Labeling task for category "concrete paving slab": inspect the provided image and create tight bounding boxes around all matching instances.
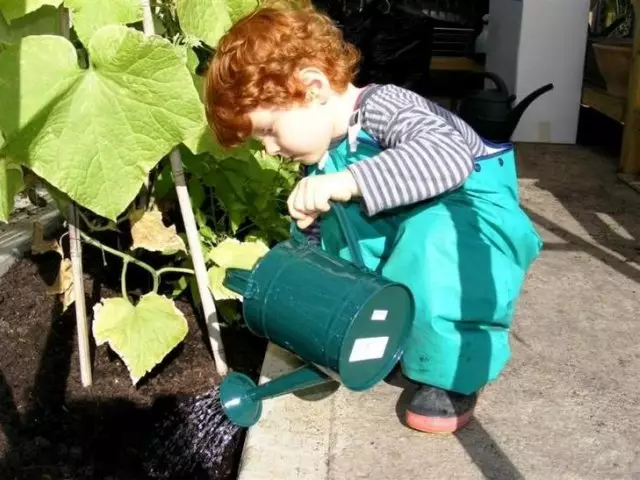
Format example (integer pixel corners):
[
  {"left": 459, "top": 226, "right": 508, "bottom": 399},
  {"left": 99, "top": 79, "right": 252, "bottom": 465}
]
[
  {"left": 237, "top": 344, "right": 332, "bottom": 480},
  {"left": 238, "top": 144, "right": 640, "bottom": 480}
]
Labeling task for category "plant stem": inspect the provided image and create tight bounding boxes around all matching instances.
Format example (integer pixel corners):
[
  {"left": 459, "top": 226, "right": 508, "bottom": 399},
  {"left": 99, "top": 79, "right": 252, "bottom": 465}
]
[
  {"left": 157, "top": 267, "right": 196, "bottom": 277},
  {"left": 78, "top": 230, "right": 157, "bottom": 281},
  {"left": 78, "top": 231, "right": 158, "bottom": 294},
  {"left": 76, "top": 208, "right": 127, "bottom": 232},
  {"left": 79, "top": 229, "right": 195, "bottom": 297},
  {"left": 121, "top": 260, "right": 130, "bottom": 303},
  {"left": 208, "top": 187, "right": 218, "bottom": 234}
]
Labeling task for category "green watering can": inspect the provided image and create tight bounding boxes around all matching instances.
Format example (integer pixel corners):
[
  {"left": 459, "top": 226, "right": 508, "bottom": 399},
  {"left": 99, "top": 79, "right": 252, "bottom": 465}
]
[{"left": 219, "top": 203, "right": 415, "bottom": 427}]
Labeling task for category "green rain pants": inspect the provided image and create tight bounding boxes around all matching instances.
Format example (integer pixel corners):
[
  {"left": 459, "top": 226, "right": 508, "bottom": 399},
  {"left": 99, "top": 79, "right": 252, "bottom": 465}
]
[{"left": 306, "top": 130, "right": 543, "bottom": 395}]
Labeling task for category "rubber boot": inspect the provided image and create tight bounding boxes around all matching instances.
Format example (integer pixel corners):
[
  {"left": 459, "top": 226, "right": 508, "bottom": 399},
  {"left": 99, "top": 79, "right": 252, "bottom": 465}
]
[{"left": 405, "top": 385, "right": 478, "bottom": 434}]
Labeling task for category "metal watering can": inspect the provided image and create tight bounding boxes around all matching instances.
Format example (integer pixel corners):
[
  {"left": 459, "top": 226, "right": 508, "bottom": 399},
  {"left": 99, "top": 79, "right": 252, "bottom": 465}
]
[
  {"left": 218, "top": 203, "right": 415, "bottom": 427},
  {"left": 456, "top": 71, "right": 554, "bottom": 143}
]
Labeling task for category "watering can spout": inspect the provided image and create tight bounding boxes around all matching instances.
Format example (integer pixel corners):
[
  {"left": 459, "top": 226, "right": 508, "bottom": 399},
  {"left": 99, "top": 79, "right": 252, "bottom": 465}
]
[
  {"left": 223, "top": 268, "right": 253, "bottom": 296},
  {"left": 221, "top": 267, "right": 337, "bottom": 427},
  {"left": 506, "top": 83, "right": 554, "bottom": 136},
  {"left": 219, "top": 365, "right": 333, "bottom": 428}
]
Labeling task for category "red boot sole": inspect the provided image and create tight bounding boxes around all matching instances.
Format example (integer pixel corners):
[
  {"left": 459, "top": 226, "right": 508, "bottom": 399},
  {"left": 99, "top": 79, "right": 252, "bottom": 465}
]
[{"left": 405, "top": 409, "right": 474, "bottom": 434}]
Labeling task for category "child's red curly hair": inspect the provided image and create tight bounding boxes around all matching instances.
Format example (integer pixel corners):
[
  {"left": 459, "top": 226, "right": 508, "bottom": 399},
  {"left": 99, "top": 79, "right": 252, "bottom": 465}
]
[{"left": 204, "top": 5, "right": 360, "bottom": 147}]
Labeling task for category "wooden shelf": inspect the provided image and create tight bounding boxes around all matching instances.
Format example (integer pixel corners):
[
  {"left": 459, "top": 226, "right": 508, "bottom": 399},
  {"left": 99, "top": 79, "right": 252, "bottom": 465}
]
[
  {"left": 620, "top": 1, "right": 640, "bottom": 174},
  {"left": 430, "top": 56, "right": 484, "bottom": 72},
  {"left": 581, "top": 85, "right": 627, "bottom": 123}
]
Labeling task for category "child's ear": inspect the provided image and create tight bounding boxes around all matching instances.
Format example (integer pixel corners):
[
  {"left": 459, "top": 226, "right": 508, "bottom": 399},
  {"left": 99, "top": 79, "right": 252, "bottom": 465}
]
[{"left": 298, "top": 67, "right": 331, "bottom": 104}]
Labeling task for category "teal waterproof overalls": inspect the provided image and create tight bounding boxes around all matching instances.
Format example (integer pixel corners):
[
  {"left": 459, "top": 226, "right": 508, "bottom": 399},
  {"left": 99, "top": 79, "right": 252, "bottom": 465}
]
[{"left": 305, "top": 126, "right": 543, "bottom": 395}]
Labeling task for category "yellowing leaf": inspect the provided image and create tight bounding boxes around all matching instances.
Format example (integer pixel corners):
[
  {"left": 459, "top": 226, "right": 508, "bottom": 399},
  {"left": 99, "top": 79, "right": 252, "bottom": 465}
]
[
  {"left": 129, "top": 209, "right": 187, "bottom": 254},
  {"left": 93, "top": 293, "right": 189, "bottom": 384},
  {"left": 31, "top": 221, "right": 63, "bottom": 256},
  {"left": 207, "top": 238, "right": 269, "bottom": 300},
  {"left": 46, "top": 258, "right": 74, "bottom": 311},
  {"left": 208, "top": 237, "right": 269, "bottom": 268},
  {"left": 208, "top": 265, "right": 239, "bottom": 300},
  {"left": 61, "top": 276, "right": 74, "bottom": 311}
]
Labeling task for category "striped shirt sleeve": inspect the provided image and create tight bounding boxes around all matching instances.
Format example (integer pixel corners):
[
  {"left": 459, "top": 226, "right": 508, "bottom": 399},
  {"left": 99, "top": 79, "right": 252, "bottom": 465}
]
[{"left": 348, "top": 84, "right": 484, "bottom": 216}]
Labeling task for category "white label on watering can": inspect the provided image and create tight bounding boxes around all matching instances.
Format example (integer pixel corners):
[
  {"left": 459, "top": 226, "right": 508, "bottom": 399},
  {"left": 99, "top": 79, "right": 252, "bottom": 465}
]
[
  {"left": 371, "top": 310, "right": 388, "bottom": 321},
  {"left": 349, "top": 336, "right": 389, "bottom": 362}
]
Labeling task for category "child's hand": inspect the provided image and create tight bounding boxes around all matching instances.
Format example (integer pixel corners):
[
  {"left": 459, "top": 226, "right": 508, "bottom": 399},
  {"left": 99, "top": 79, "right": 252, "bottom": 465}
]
[{"left": 288, "top": 171, "right": 360, "bottom": 229}]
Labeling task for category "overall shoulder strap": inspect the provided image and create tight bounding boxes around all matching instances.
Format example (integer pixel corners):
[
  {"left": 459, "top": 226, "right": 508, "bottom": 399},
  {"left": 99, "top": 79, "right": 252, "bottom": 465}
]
[
  {"left": 349, "top": 84, "right": 382, "bottom": 127},
  {"left": 348, "top": 84, "right": 383, "bottom": 152}
]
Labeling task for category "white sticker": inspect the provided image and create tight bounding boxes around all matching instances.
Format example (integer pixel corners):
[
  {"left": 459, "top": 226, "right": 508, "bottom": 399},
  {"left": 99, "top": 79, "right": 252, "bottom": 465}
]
[
  {"left": 348, "top": 336, "right": 389, "bottom": 363},
  {"left": 371, "top": 309, "right": 388, "bottom": 321}
]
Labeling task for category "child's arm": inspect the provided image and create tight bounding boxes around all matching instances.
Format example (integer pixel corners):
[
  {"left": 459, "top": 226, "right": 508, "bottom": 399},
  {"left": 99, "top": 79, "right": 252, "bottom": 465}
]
[{"left": 348, "top": 84, "right": 482, "bottom": 216}]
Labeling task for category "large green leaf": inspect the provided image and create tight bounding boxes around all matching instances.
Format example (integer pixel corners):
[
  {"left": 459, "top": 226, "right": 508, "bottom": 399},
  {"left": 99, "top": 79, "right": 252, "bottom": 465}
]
[
  {"left": 180, "top": 46, "right": 229, "bottom": 158},
  {"left": 183, "top": 114, "right": 229, "bottom": 158},
  {"left": 0, "top": 5, "right": 60, "bottom": 45},
  {"left": 176, "top": 0, "right": 230, "bottom": 48},
  {"left": 180, "top": 46, "right": 257, "bottom": 160},
  {"left": 93, "top": 293, "right": 188, "bottom": 384},
  {"left": 0, "top": 0, "right": 61, "bottom": 23},
  {"left": 0, "top": 155, "right": 23, "bottom": 222},
  {"left": 0, "top": 35, "right": 80, "bottom": 138},
  {"left": 0, "top": 27, "right": 205, "bottom": 220},
  {"left": 176, "top": 0, "right": 257, "bottom": 48},
  {"left": 64, "top": 0, "right": 142, "bottom": 46}
]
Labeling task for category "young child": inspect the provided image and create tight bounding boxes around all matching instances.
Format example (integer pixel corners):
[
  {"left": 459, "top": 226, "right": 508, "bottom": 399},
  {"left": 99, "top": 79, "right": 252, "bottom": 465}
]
[{"left": 205, "top": 5, "right": 542, "bottom": 434}]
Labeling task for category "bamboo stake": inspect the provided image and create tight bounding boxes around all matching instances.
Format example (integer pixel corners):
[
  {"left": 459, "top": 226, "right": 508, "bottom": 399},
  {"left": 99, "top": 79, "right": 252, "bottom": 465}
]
[
  {"left": 67, "top": 204, "right": 93, "bottom": 387},
  {"left": 138, "top": 0, "right": 228, "bottom": 376},
  {"left": 60, "top": 7, "right": 92, "bottom": 387},
  {"left": 140, "top": 0, "right": 155, "bottom": 34},
  {"left": 169, "top": 151, "right": 228, "bottom": 377}
]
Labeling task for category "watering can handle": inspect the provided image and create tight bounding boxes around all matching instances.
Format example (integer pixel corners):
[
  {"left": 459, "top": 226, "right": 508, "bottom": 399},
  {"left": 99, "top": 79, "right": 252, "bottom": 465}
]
[
  {"left": 290, "top": 201, "right": 366, "bottom": 270},
  {"left": 477, "top": 71, "right": 509, "bottom": 95},
  {"left": 330, "top": 201, "right": 366, "bottom": 269}
]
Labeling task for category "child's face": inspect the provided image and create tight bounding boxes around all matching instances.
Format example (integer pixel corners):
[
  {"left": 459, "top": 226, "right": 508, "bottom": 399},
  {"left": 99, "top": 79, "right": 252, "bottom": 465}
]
[
  {"left": 249, "top": 101, "right": 334, "bottom": 165},
  {"left": 248, "top": 68, "right": 342, "bottom": 165}
]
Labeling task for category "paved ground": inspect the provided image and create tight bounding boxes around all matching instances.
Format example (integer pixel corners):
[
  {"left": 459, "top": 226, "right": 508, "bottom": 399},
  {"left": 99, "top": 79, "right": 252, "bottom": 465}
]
[{"left": 237, "top": 143, "right": 640, "bottom": 480}]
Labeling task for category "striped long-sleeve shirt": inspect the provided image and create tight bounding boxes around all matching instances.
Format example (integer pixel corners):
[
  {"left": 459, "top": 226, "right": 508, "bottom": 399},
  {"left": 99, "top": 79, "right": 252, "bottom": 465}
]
[{"left": 347, "top": 84, "right": 491, "bottom": 216}]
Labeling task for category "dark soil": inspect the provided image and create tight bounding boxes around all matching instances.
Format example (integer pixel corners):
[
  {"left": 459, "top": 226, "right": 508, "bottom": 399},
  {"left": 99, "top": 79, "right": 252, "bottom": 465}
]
[{"left": 0, "top": 231, "right": 267, "bottom": 480}]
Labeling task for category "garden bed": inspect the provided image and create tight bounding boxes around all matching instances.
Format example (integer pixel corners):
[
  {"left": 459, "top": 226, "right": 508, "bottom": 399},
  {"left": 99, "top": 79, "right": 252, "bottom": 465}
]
[{"left": 0, "top": 231, "right": 267, "bottom": 480}]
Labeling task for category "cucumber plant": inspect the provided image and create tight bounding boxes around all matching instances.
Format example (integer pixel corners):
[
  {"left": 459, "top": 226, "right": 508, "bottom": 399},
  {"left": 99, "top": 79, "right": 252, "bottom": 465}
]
[{"left": 0, "top": 0, "right": 299, "bottom": 384}]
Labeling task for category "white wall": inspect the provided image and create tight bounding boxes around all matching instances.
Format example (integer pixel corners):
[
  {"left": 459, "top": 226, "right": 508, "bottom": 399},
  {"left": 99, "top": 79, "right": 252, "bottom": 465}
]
[
  {"left": 485, "top": 0, "right": 523, "bottom": 94},
  {"left": 485, "top": 0, "right": 591, "bottom": 143}
]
